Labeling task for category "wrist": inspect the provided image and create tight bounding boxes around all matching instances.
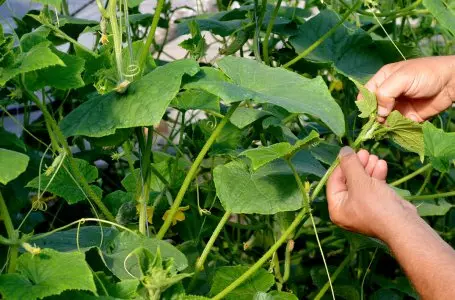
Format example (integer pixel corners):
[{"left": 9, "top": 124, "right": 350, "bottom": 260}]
[{"left": 378, "top": 204, "right": 421, "bottom": 246}]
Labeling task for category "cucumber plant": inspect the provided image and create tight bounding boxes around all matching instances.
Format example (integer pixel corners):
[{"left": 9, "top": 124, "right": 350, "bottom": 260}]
[{"left": 0, "top": 0, "right": 454, "bottom": 299}]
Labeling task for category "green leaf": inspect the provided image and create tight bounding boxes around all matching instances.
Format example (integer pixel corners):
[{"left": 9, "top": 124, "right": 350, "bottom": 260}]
[
  {"left": 185, "top": 56, "right": 345, "bottom": 137},
  {"left": 423, "top": 0, "right": 455, "bottom": 35},
  {"left": 171, "top": 89, "right": 220, "bottom": 112},
  {"left": 378, "top": 111, "right": 424, "bottom": 161},
  {"left": 254, "top": 291, "right": 299, "bottom": 300},
  {"left": 0, "top": 148, "right": 29, "bottom": 185},
  {"left": 213, "top": 151, "right": 325, "bottom": 214},
  {"left": 209, "top": 266, "right": 275, "bottom": 300},
  {"left": 104, "top": 190, "right": 135, "bottom": 216},
  {"left": 241, "top": 143, "right": 294, "bottom": 171},
  {"left": 179, "top": 20, "right": 207, "bottom": 60},
  {"left": 240, "top": 131, "right": 320, "bottom": 170},
  {"left": 75, "top": 45, "right": 111, "bottom": 84},
  {"left": 103, "top": 231, "right": 188, "bottom": 280},
  {"left": 351, "top": 78, "right": 377, "bottom": 118},
  {"left": 26, "top": 158, "right": 100, "bottom": 204},
  {"left": 0, "top": 249, "right": 96, "bottom": 300},
  {"left": 0, "top": 42, "right": 64, "bottom": 86},
  {"left": 310, "top": 142, "right": 340, "bottom": 165},
  {"left": 20, "top": 26, "right": 51, "bottom": 52},
  {"left": 32, "top": 226, "right": 118, "bottom": 252},
  {"left": 289, "top": 9, "right": 384, "bottom": 83},
  {"left": 423, "top": 122, "right": 455, "bottom": 172},
  {"left": 417, "top": 199, "right": 454, "bottom": 217},
  {"left": 25, "top": 49, "right": 85, "bottom": 90},
  {"left": 60, "top": 59, "right": 200, "bottom": 137},
  {"left": 0, "top": 128, "right": 26, "bottom": 152},
  {"left": 230, "top": 107, "right": 271, "bottom": 129}
]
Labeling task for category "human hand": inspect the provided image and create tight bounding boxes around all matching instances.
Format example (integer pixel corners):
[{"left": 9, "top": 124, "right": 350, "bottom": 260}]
[
  {"left": 363, "top": 56, "right": 455, "bottom": 122},
  {"left": 326, "top": 147, "right": 418, "bottom": 242}
]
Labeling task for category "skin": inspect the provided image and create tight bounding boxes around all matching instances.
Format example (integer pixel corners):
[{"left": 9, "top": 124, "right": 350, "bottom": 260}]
[{"left": 327, "top": 56, "right": 455, "bottom": 299}]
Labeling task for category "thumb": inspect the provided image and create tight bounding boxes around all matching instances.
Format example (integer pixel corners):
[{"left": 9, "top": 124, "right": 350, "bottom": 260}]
[{"left": 338, "top": 147, "right": 368, "bottom": 187}]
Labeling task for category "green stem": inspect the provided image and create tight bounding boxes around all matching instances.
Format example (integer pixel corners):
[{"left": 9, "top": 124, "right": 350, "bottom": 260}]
[
  {"left": 357, "top": 0, "right": 422, "bottom": 17},
  {"left": 212, "top": 207, "right": 308, "bottom": 300},
  {"left": 0, "top": 191, "right": 18, "bottom": 273},
  {"left": 253, "top": 0, "right": 267, "bottom": 62},
  {"left": 404, "top": 190, "right": 455, "bottom": 201},
  {"left": 138, "top": 128, "right": 154, "bottom": 235},
  {"left": 108, "top": 0, "right": 124, "bottom": 82},
  {"left": 138, "top": 0, "right": 166, "bottom": 72},
  {"left": 283, "top": 0, "right": 361, "bottom": 68},
  {"left": 416, "top": 167, "right": 432, "bottom": 195},
  {"left": 288, "top": 160, "right": 335, "bottom": 300},
  {"left": 156, "top": 102, "right": 240, "bottom": 239},
  {"left": 314, "top": 252, "right": 354, "bottom": 300},
  {"left": 61, "top": 0, "right": 70, "bottom": 15},
  {"left": 282, "top": 240, "right": 293, "bottom": 283},
  {"left": 263, "top": 0, "right": 282, "bottom": 65},
  {"left": 390, "top": 163, "right": 432, "bottom": 187},
  {"left": 195, "top": 209, "right": 231, "bottom": 271},
  {"left": 27, "top": 90, "right": 115, "bottom": 222}
]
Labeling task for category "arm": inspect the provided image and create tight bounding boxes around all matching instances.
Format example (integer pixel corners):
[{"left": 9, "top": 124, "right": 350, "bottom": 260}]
[{"left": 326, "top": 147, "right": 455, "bottom": 299}]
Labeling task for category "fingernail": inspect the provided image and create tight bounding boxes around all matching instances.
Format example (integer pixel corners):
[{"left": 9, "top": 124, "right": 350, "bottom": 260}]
[
  {"left": 377, "top": 106, "right": 389, "bottom": 117},
  {"left": 339, "top": 146, "right": 354, "bottom": 157},
  {"left": 408, "top": 114, "right": 418, "bottom": 122}
]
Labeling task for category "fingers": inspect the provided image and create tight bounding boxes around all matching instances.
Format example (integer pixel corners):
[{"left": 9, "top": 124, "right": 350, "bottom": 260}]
[
  {"left": 365, "top": 154, "right": 378, "bottom": 176},
  {"left": 372, "top": 159, "right": 388, "bottom": 181},
  {"left": 339, "top": 147, "right": 368, "bottom": 187},
  {"left": 357, "top": 149, "right": 370, "bottom": 167}
]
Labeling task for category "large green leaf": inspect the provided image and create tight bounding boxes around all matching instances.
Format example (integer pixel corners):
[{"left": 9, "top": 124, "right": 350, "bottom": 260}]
[
  {"left": 25, "top": 49, "right": 85, "bottom": 90},
  {"left": 0, "top": 148, "right": 29, "bottom": 185},
  {"left": 185, "top": 57, "right": 345, "bottom": 137},
  {"left": 213, "top": 151, "right": 325, "bottom": 214},
  {"left": 423, "top": 0, "right": 455, "bottom": 35},
  {"left": 0, "top": 41, "right": 64, "bottom": 86},
  {"left": 289, "top": 10, "right": 384, "bottom": 83},
  {"left": 60, "top": 59, "right": 200, "bottom": 137},
  {"left": 26, "top": 158, "right": 100, "bottom": 204},
  {"left": 209, "top": 266, "right": 275, "bottom": 300},
  {"left": 423, "top": 122, "right": 455, "bottom": 172},
  {"left": 0, "top": 249, "right": 96, "bottom": 300}
]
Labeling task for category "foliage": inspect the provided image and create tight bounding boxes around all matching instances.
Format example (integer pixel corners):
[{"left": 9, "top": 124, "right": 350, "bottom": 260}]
[{"left": 0, "top": 1, "right": 454, "bottom": 299}]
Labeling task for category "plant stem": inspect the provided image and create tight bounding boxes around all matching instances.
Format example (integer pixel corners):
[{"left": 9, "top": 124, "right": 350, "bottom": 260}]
[
  {"left": 196, "top": 209, "right": 231, "bottom": 271},
  {"left": 283, "top": 0, "right": 361, "bottom": 68},
  {"left": 212, "top": 207, "right": 308, "bottom": 300},
  {"left": 156, "top": 102, "right": 240, "bottom": 239},
  {"left": 189, "top": 209, "right": 232, "bottom": 291},
  {"left": 262, "top": 0, "right": 283, "bottom": 65},
  {"left": 27, "top": 89, "right": 115, "bottom": 222},
  {"left": 416, "top": 167, "right": 432, "bottom": 195},
  {"left": 404, "top": 190, "right": 455, "bottom": 201},
  {"left": 314, "top": 252, "right": 354, "bottom": 300},
  {"left": 288, "top": 160, "right": 335, "bottom": 300},
  {"left": 0, "top": 191, "right": 18, "bottom": 273},
  {"left": 390, "top": 163, "right": 432, "bottom": 187},
  {"left": 138, "top": 0, "right": 166, "bottom": 72}
]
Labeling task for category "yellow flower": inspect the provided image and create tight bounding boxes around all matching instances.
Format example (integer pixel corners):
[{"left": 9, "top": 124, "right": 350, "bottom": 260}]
[
  {"left": 162, "top": 205, "right": 190, "bottom": 226},
  {"left": 100, "top": 33, "right": 109, "bottom": 45},
  {"left": 136, "top": 204, "right": 155, "bottom": 224}
]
